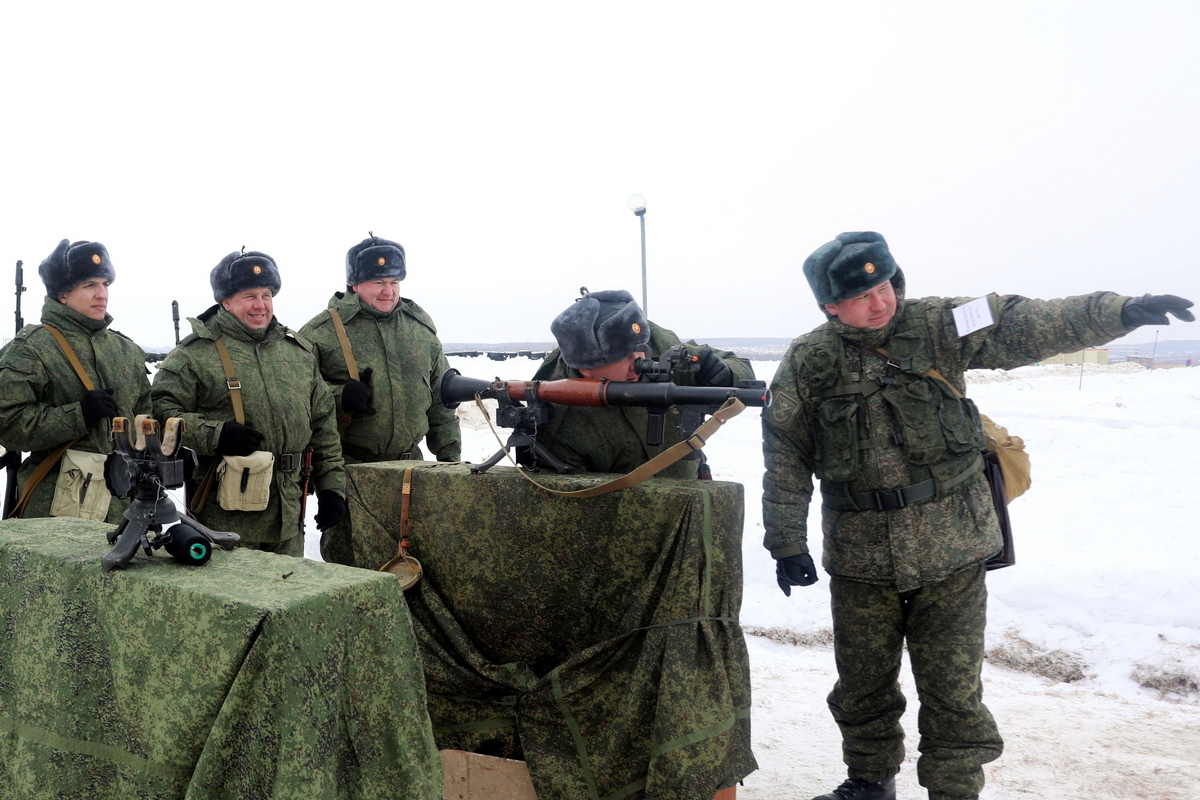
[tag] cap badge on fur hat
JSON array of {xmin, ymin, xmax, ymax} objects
[
  {"xmin": 864, "ymin": 262, "xmax": 876, "ymax": 274},
  {"xmin": 377, "ymin": 257, "xmax": 386, "ymax": 266},
  {"xmin": 632, "ymin": 322, "xmax": 642, "ymax": 334},
  {"xmin": 253, "ymin": 265, "xmax": 262, "ymax": 274},
  {"xmin": 91, "ymin": 254, "xmax": 102, "ymax": 265}
]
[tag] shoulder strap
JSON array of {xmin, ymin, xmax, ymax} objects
[
  {"xmin": 43, "ymin": 325, "xmax": 96, "ymax": 391},
  {"xmin": 327, "ymin": 308, "xmax": 360, "ymax": 381},
  {"xmin": 327, "ymin": 308, "xmax": 360, "ymax": 436},
  {"xmin": 876, "ymin": 347, "xmax": 963, "ymax": 398},
  {"xmin": 7, "ymin": 325, "xmax": 95, "ymax": 518},
  {"xmin": 213, "ymin": 339, "xmax": 245, "ymax": 424}
]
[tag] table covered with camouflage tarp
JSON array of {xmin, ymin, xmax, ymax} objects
[
  {"xmin": 0, "ymin": 517, "xmax": 441, "ymax": 800},
  {"xmin": 345, "ymin": 462, "xmax": 757, "ymax": 800}
]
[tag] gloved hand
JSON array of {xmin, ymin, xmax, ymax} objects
[
  {"xmin": 776, "ymin": 553, "xmax": 818, "ymax": 596},
  {"xmin": 314, "ymin": 490, "xmax": 347, "ymax": 531},
  {"xmin": 80, "ymin": 388, "xmax": 118, "ymax": 427},
  {"xmin": 695, "ymin": 347, "xmax": 734, "ymax": 386},
  {"xmin": 1121, "ymin": 294, "xmax": 1194, "ymax": 328},
  {"xmin": 341, "ymin": 367, "xmax": 376, "ymax": 415},
  {"xmin": 215, "ymin": 421, "xmax": 265, "ymax": 457}
]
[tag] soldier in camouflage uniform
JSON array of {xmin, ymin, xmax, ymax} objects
[
  {"xmin": 299, "ymin": 234, "xmax": 460, "ymax": 565},
  {"xmin": 763, "ymin": 232, "xmax": 1193, "ymax": 800},
  {"xmin": 533, "ymin": 289, "xmax": 754, "ymax": 478},
  {"xmin": 152, "ymin": 249, "xmax": 346, "ymax": 556},
  {"xmin": 0, "ymin": 239, "xmax": 151, "ymax": 524}
]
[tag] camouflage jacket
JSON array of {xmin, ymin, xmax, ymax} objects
[
  {"xmin": 532, "ymin": 323, "xmax": 754, "ymax": 479},
  {"xmin": 0, "ymin": 297, "xmax": 151, "ymax": 522},
  {"xmin": 763, "ymin": 291, "xmax": 1132, "ymax": 591},
  {"xmin": 151, "ymin": 306, "xmax": 345, "ymax": 544},
  {"xmin": 299, "ymin": 292, "xmax": 461, "ymax": 463}
]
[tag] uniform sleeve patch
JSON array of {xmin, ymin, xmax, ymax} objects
[{"xmin": 766, "ymin": 390, "xmax": 801, "ymax": 430}]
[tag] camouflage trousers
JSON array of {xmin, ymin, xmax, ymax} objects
[
  {"xmin": 827, "ymin": 564, "xmax": 1003, "ymax": 799},
  {"xmin": 244, "ymin": 534, "xmax": 304, "ymax": 558}
]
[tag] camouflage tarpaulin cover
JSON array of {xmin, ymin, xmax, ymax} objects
[
  {"xmin": 345, "ymin": 463, "xmax": 757, "ymax": 800},
  {"xmin": 0, "ymin": 517, "xmax": 442, "ymax": 800}
]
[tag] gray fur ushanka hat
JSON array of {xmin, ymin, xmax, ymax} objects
[
  {"xmin": 39, "ymin": 239, "xmax": 116, "ymax": 298},
  {"xmin": 551, "ymin": 289, "xmax": 651, "ymax": 370},
  {"xmin": 210, "ymin": 250, "xmax": 281, "ymax": 302},
  {"xmin": 346, "ymin": 235, "xmax": 406, "ymax": 286},
  {"xmin": 803, "ymin": 231, "xmax": 898, "ymax": 306}
]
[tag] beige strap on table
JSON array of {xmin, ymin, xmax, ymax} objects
[
  {"xmin": 477, "ymin": 397, "xmax": 746, "ymax": 498},
  {"xmin": 328, "ymin": 308, "xmax": 360, "ymax": 435},
  {"xmin": 7, "ymin": 325, "xmax": 95, "ymax": 519}
]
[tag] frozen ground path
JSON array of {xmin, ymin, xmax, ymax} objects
[{"xmin": 742, "ymin": 635, "xmax": 1200, "ymax": 799}]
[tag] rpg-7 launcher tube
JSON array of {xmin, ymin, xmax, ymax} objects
[{"xmin": 440, "ymin": 369, "xmax": 771, "ymax": 409}]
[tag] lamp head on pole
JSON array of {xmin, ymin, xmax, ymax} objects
[{"xmin": 627, "ymin": 193, "xmax": 647, "ymax": 217}]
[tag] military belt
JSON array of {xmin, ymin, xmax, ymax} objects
[
  {"xmin": 341, "ymin": 441, "xmax": 417, "ymax": 463},
  {"xmin": 277, "ymin": 452, "xmax": 306, "ymax": 474},
  {"xmin": 821, "ymin": 453, "xmax": 984, "ymax": 512}
]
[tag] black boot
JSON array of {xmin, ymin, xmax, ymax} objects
[{"xmin": 811, "ymin": 775, "xmax": 896, "ymax": 800}]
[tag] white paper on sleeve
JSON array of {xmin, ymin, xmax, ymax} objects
[{"xmin": 952, "ymin": 296, "xmax": 995, "ymax": 338}]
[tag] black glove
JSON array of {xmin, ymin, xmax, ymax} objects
[
  {"xmin": 776, "ymin": 553, "xmax": 818, "ymax": 596},
  {"xmin": 1121, "ymin": 294, "xmax": 1195, "ymax": 328},
  {"xmin": 695, "ymin": 347, "xmax": 734, "ymax": 387},
  {"xmin": 80, "ymin": 388, "xmax": 118, "ymax": 427},
  {"xmin": 341, "ymin": 367, "xmax": 375, "ymax": 415},
  {"xmin": 215, "ymin": 421, "xmax": 265, "ymax": 457},
  {"xmin": 314, "ymin": 490, "xmax": 347, "ymax": 531}
]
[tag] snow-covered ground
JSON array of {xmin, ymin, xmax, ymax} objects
[{"xmin": 423, "ymin": 357, "xmax": 1200, "ymax": 799}]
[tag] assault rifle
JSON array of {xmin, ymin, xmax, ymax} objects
[
  {"xmin": 441, "ymin": 347, "xmax": 770, "ymax": 474},
  {"xmin": 1, "ymin": 260, "xmax": 28, "ymax": 518}
]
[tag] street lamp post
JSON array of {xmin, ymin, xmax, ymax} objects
[{"xmin": 628, "ymin": 193, "xmax": 647, "ymax": 316}]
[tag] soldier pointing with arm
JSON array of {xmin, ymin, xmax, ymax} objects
[{"xmin": 763, "ymin": 231, "xmax": 1192, "ymax": 800}]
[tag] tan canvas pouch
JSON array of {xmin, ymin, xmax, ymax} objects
[
  {"xmin": 49, "ymin": 449, "xmax": 112, "ymax": 521},
  {"xmin": 217, "ymin": 450, "xmax": 275, "ymax": 511}
]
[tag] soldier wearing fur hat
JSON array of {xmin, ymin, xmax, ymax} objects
[
  {"xmin": 0, "ymin": 239, "xmax": 152, "ymax": 522},
  {"xmin": 764, "ymin": 232, "xmax": 1194, "ymax": 800},
  {"xmin": 531, "ymin": 288, "xmax": 754, "ymax": 478},
  {"xmin": 151, "ymin": 249, "xmax": 346, "ymax": 556},
  {"xmin": 299, "ymin": 234, "xmax": 460, "ymax": 566}
]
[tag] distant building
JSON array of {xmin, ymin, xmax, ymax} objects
[{"xmin": 1040, "ymin": 348, "xmax": 1109, "ymax": 366}]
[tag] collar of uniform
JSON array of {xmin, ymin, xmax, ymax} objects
[
  {"xmin": 40, "ymin": 294, "xmax": 112, "ymax": 336},
  {"xmin": 213, "ymin": 306, "xmax": 283, "ymax": 344}
]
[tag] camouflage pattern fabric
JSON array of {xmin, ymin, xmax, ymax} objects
[
  {"xmin": 345, "ymin": 462, "xmax": 757, "ymax": 800},
  {"xmin": 532, "ymin": 322, "xmax": 754, "ymax": 479},
  {"xmin": 827, "ymin": 566, "xmax": 1001, "ymax": 798},
  {"xmin": 151, "ymin": 306, "xmax": 345, "ymax": 547},
  {"xmin": 0, "ymin": 517, "xmax": 442, "ymax": 800},
  {"xmin": 763, "ymin": 291, "xmax": 1131, "ymax": 587},
  {"xmin": 0, "ymin": 297, "xmax": 151, "ymax": 523},
  {"xmin": 299, "ymin": 291, "xmax": 461, "ymax": 463}
]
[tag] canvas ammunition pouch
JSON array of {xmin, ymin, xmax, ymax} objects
[
  {"xmin": 49, "ymin": 449, "xmax": 112, "ymax": 521},
  {"xmin": 217, "ymin": 450, "xmax": 274, "ymax": 512},
  {"xmin": 805, "ymin": 311, "xmax": 987, "ymax": 503}
]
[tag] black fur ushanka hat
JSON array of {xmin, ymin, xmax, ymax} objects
[
  {"xmin": 210, "ymin": 249, "xmax": 281, "ymax": 302},
  {"xmin": 346, "ymin": 235, "xmax": 406, "ymax": 287},
  {"xmin": 551, "ymin": 289, "xmax": 651, "ymax": 370},
  {"xmin": 803, "ymin": 231, "xmax": 898, "ymax": 307},
  {"xmin": 38, "ymin": 239, "xmax": 116, "ymax": 298}
]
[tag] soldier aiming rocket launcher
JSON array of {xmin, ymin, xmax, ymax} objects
[
  {"xmin": 100, "ymin": 415, "xmax": 240, "ymax": 572},
  {"xmin": 441, "ymin": 345, "xmax": 772, "ymax": 474}
]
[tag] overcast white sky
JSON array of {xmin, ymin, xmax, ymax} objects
[{"xmin": 2, "ymin": 1, "xmax": 1198, "ymax": 349}]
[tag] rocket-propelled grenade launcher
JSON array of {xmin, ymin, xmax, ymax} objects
[{"xmin": 441, "ymin": 345, "xmax": 771, "ymax": 475}]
